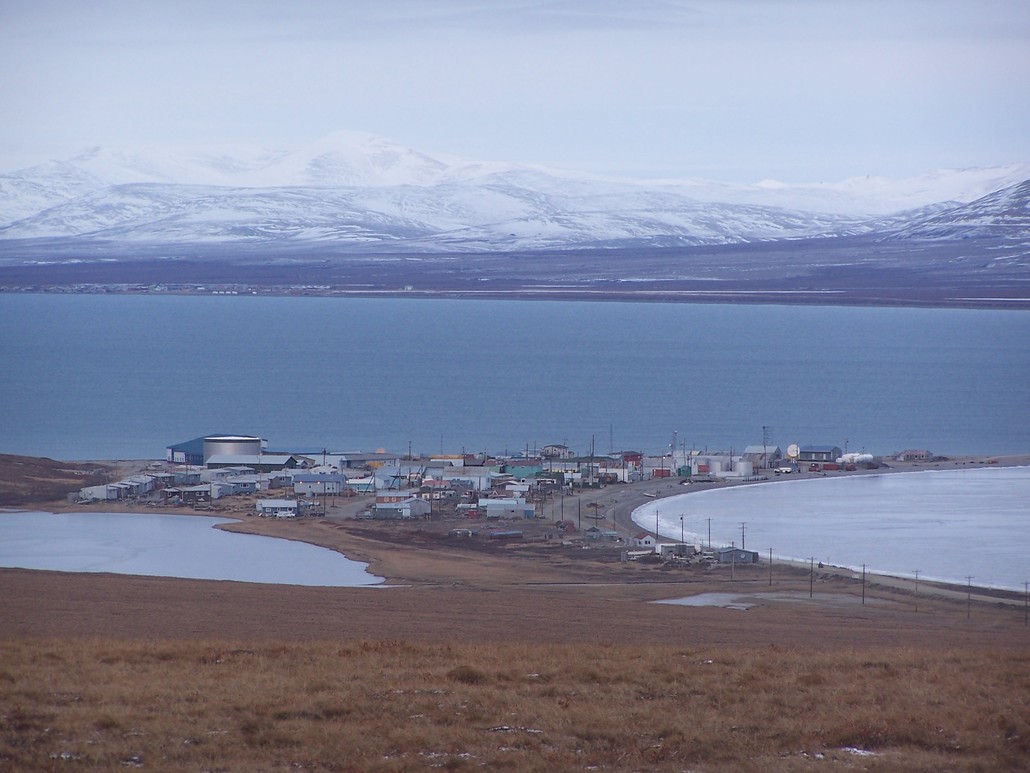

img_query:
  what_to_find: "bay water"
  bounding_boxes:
[1,294,1027,460]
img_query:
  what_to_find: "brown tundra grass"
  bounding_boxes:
[1,638,1027,772]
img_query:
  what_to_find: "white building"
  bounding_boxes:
[633,533,656,550]
[293,473,345,496]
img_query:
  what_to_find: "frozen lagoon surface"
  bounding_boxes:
[633,467,1030,590]
[0,511,383,586]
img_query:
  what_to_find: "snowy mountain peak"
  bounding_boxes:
[886,178,1030,240]
[255,131,452,188]
[1,132,1029,252]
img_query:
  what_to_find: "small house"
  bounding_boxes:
[661,543,698,558]
[633,533,656,549]
[256,498,299,518]
[893,449,934,462]
[715,547,759,564]
[293,473,345,496]
[374,496,431,520]
[541,444,574,459]
[798,446,843,463]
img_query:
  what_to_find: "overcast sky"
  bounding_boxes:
[2,0,1028,182]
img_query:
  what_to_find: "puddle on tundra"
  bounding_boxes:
[655,592,894,610]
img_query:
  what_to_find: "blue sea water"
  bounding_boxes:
[0,294,1027,460]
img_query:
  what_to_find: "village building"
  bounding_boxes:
[292,473,345,496]
[660,543,698,558]
[335,452,400,469]
[165,434,265,466]
[716,547,760,564]
[206,454,311,472]
[477,497,535,520]
[893,449,934,462]
[373,494,431,519]
[798,445,843,463]
[541,444,574,459]
[256,499,299,518]
[742,445,783,469]
[633,533,657,549]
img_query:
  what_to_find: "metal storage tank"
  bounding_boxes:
[203,435,263,463]
[734,460,754,477]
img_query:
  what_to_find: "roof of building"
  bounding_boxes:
[336,452,400,462]
[743,445,782,455]
[207,454,300,466]
[167,434,260,452]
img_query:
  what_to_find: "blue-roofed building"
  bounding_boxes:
[166,434,264,465]
[166,436,209,466]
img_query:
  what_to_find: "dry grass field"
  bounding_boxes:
[0,454,112,507]
[2,638,1028,772]
[3,562,1029,772]
[3,456,1030,771]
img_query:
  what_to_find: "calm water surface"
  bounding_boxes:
[1,295,1027,459]
[634,466,1030,590]
[0,511,383,586]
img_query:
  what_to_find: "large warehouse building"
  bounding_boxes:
[166,434,265,466]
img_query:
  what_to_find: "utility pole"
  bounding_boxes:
[914,569,921,613]
[965,576,974,620]
[680,515,684,546]
[707,517,711,550]
[861,564,866,605]
[768,547,773,586]
[809,557,815,598]
[740,522,746,551]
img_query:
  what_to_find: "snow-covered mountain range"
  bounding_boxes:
[1,131,1027,252]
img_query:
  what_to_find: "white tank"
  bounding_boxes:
[734,460,753,476]
[838,453,875,465]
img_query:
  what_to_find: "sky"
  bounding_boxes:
[1,0,1029,182]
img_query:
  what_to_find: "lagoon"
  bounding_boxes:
[0,511,384,586]
[633,466,1030,590]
